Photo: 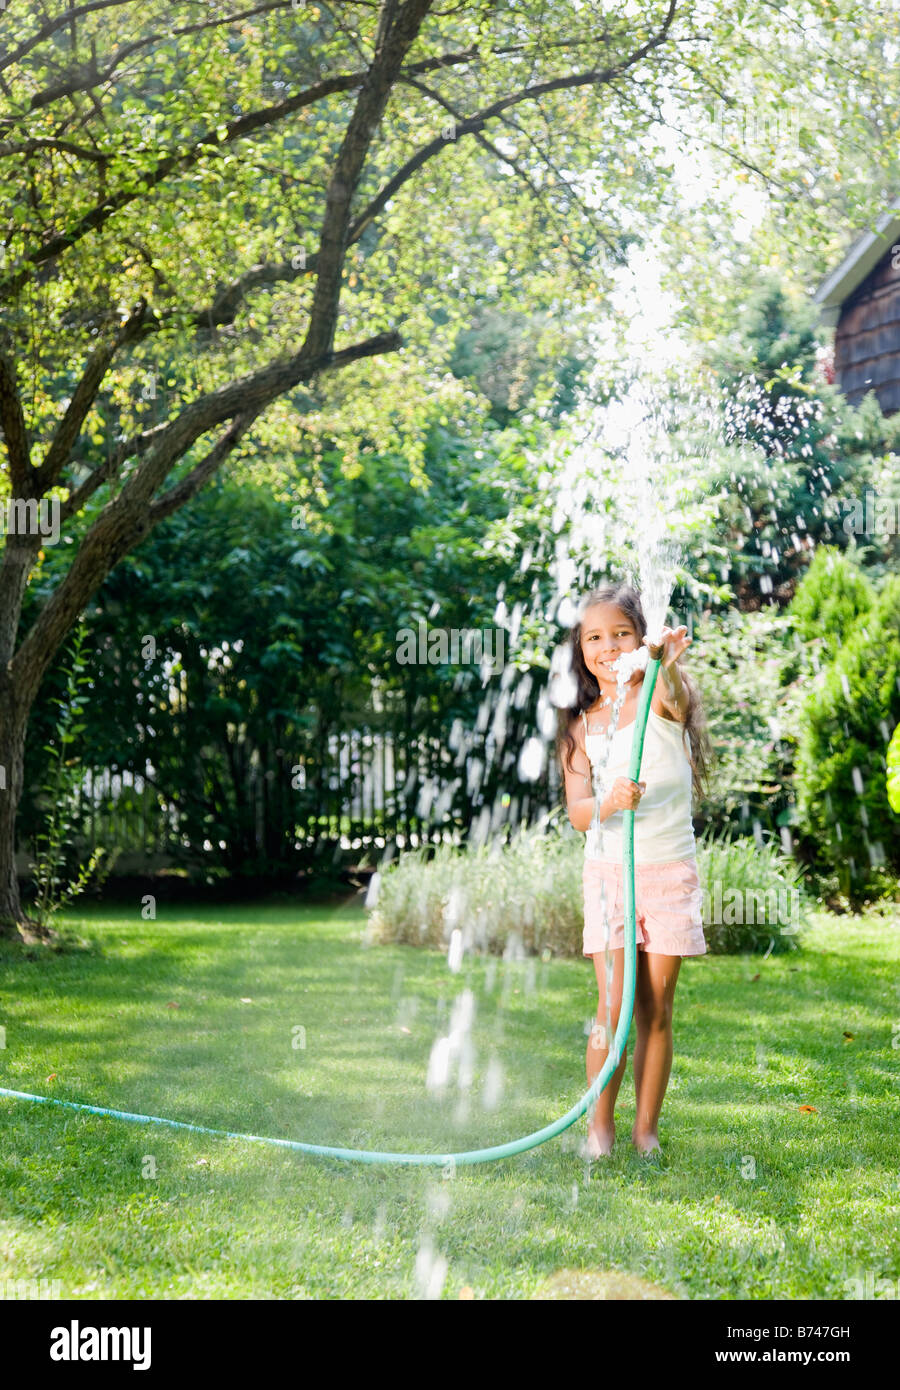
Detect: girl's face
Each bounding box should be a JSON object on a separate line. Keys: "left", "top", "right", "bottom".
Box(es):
{"left": 579, "top": 603, "right": 641, "bottom": 692}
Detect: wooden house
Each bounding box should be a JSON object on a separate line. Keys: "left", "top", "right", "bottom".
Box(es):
{"left": 813, "top": 197, "right": 900, "bottom": 415}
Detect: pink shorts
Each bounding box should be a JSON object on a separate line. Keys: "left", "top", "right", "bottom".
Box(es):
{"left": 583, "top": 857, "right": 707, "bottom": 958}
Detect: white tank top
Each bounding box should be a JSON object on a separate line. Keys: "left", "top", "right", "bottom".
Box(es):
{"left": 581, "top": 706, "right": 696, "bottom": 865}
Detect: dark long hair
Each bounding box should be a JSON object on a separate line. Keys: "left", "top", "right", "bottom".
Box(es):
{"left": 555, "top": 583, "right": 713, "bottom": 806}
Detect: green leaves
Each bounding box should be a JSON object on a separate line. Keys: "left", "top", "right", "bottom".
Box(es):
{"left": 887, "top": 722, "right": 900, "bottom": 815}
{"left": 789, "top": 546, "right": 875, "bottom": 645}
{"left": 18, "top": 404, "right": 560, "bottom": 877}
{"left": 793, "top": 573, "right": 900, "bottom": 900}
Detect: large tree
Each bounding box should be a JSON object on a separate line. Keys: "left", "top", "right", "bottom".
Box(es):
{"left": 0, "top": 0, "right": 896, "bottom": 941}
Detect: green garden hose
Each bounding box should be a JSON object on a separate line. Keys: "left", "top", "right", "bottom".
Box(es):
{"left": 0, "top": 659, "right": 663, "bottom": 1167}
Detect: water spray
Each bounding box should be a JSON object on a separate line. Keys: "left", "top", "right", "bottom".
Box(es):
{"left": 1, "top": 378, "right": 684, "bottom": 1166}
{"left": 0, "top": 652, "right": 664, "bottom": 1167}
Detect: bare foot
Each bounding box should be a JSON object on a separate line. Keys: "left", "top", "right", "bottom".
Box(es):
{"left": 631, "top": 1127, "right": 661, "bottom": 1156}
{"left": 581, "top": 1123, "right": 615, "bottom": 1158}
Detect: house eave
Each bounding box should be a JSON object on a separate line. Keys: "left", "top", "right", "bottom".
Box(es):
{"left": 812, "top": 197, "right": 900, "bottom": 325}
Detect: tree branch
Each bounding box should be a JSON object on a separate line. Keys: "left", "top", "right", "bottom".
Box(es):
{"left": 2, "top": 0, "right": 297, "bottom": 81}
{"left": 402, "top": 74, "right": 626, "bottom": 274}
{"left": 15, "top": 327, "right": 402, "bottom": 703}
{"left": 0, "top": 135, "right": 110, "bottom": 162}
{"left": 499, "top": 105, "right": 626, "bottom": 261}
{"left": 12, "top": 7, "right": 658, "bottom": 295}
{"left": 0, "top": 332, "right": 31, "bottom": 488}
{"left": 0, "top": 0, "right": 141, "bottom": 75}
{"left": 195, "top": 256, "right": 315, "bottom": 332}
{"left": 2, "top": 29, "right": 487, "bottom": 295}
{"left": 0, "top": 71, "right": 370, "bottom": 294}
{"left": 303, "top": 0, "right": 434, "bottom": 361}
{"left": 612, "top": 71, "right": 798, "bottom": 201}
{"left": 32, "top": 299, "right": 151, "bottom": 497}
{"left": 4, "top": 6, "right": 658, "bottom": 292}
{"left": 345, "top": 10, "right": 682, "bottom": 249}
{"left": 146, "top": 412, "right": 259, "bottom": 524}
{"left": 68, "top": 12, "right": 683, "bottom": 342}
{"left": 62, "top": 322, "right": 403, "bottom": 527}
{"left": 59, "top": 416, "right": 178, "bottom": 526}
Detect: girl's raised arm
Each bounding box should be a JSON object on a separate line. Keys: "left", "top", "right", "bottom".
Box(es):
{"left": 646, "top": 626, "right": 691, "bottom": 721}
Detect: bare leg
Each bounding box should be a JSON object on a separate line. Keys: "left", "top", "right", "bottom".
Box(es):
{"left": 632, "top": 952, "right": 682, "bottom": 1154}
{"left": 584, "top": 947, "right": 628, "bottom": 1155}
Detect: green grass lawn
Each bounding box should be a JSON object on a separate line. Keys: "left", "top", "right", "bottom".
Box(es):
{"left": 1, "top": 895, "right": 898, "bottom": 1300}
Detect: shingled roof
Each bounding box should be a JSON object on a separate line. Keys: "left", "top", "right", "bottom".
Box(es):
{"left": 813, "top": 197, "right": 900, "bottom": 327}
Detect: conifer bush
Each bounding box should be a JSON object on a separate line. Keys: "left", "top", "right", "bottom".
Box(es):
{"left": 793, "top": 573, "right": 900, "bottom": 901}
{"left": 787, "top": 545, "right": 875, "bottom": 645}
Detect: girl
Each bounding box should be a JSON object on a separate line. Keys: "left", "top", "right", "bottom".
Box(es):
{"left": 556, "top": 583, "right": 712, "bottom": 1159}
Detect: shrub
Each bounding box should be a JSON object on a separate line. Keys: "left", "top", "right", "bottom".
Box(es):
{"left": 793, "top": 573, "right": 900, "bottom": 901}
{"left": 696, "top": 825, "right": 810, "bottom": 955}
{"left": 888, "top": 721, "right": 900, "bottom": 814}
{"left": 688, "top": 605, "right": 800, "bottom": 836}
{"left": 365, "top": 811, "right": 813, "bottom": 957}
{"left": 788, "top": 545, "right": 875, "bottom": 645}
{"left": 365, "top": 809, "right": 584, "bottom": 959}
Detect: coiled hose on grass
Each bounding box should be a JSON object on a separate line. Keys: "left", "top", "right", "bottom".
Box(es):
{"left": 0, "top": 658, "right": 662, "bottom": 1166}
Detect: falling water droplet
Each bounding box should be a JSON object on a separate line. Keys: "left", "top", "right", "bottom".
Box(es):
{"left": 481, "top": 1055, "right": 505, "bottom": 1110}
{"left": 447, "top": 928, "right": 463, "bottom": 973}
{"left": 426, "top": 1185, "right": 452, "bottom": 1224}
{"left": 426, "top": 1037, "right": 452, "bottom": 1096}
{"left": 415, "top": 1234, "right": 448, "bottom": 1300}
{"left": 518, "top": 736, "right": 545, "bottom": 781}
{"left": 365, "top": 872, "right": 380, "bottom": 909}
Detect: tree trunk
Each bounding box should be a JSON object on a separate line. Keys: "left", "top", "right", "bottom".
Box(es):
{"left": 0, "top": 680, "right": 56, "bottom": 943}
{"left": 0, "top": 531, "right": 56, "bottom": 944}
